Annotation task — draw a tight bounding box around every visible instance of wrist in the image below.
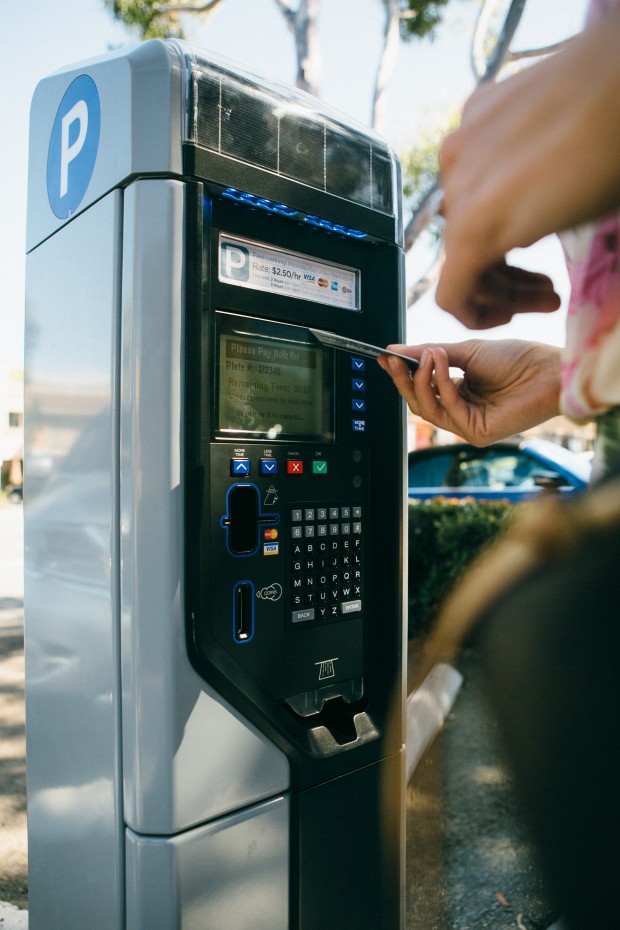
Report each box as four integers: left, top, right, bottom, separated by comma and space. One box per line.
535, 344, 562, 422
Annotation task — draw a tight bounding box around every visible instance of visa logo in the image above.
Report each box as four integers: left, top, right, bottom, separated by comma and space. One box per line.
304, 273, 316, 282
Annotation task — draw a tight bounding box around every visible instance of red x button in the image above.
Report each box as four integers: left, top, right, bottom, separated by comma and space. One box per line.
287, 460, 304, 475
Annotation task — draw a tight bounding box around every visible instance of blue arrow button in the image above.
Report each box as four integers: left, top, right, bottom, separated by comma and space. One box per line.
230, 458, 251, 476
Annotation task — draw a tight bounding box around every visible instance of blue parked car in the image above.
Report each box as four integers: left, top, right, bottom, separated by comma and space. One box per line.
408, 439, 591, 502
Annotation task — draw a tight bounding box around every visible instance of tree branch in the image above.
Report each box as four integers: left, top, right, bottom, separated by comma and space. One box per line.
271, 0, 295, 29
471, 0, 496, 82
404, 182, 443, 253
478, 0, 527, 83
507, 38, 571, 61
407, 242, 444, 305
154, 0, 223, 13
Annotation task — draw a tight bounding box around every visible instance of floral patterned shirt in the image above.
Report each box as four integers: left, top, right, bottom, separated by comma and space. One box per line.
560, 0, 620, 427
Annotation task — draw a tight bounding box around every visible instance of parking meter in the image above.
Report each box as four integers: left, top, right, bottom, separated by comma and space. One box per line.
25, 41, 406, 930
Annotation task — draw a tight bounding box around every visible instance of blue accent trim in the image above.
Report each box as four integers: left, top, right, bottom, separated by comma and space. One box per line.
304, 214, 368, 238
220, 187, 370, 239
223, 187, 298, 216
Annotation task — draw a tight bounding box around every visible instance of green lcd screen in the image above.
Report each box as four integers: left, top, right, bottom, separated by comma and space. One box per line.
217, 326, 334, 442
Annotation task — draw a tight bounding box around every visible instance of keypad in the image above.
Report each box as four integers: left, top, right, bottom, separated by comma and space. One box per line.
289, 502, 363, 626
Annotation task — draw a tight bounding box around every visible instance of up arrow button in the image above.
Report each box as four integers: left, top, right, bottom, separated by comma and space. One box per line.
230, 458, 251, 476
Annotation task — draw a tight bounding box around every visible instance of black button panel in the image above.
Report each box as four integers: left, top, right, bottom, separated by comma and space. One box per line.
289, 502, 363, 627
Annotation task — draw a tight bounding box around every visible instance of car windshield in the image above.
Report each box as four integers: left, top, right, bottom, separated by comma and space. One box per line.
409, 448, 557, 491
524, 438, 591, 484
453, 452, 540, 489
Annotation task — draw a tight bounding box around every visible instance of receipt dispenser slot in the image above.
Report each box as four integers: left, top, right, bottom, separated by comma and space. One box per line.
234, 582, 254, 641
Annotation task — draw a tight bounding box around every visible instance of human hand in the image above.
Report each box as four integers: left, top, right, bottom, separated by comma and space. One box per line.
436, 5, 620, 327
435, 258, 561, 330
378, 339, 561, 445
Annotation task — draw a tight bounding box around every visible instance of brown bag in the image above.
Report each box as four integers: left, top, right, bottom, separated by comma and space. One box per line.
418, 473, 620, 930
416, 473, 620, 681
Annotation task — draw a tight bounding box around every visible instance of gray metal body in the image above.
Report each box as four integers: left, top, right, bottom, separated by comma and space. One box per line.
25, 40, 405, 930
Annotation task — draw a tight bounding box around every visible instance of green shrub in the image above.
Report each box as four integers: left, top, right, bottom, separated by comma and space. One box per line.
408, 497, 515, 636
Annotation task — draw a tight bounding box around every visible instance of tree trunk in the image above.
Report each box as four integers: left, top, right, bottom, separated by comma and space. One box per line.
274, 0, 321, 94
296, 0, 321, 94
371, 0, 401, 132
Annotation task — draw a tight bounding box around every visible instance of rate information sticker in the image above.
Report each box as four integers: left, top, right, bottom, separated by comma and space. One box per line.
218, 233, 360, 310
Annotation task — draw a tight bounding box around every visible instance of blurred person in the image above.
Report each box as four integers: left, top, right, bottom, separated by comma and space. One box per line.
379, 3, 620, 928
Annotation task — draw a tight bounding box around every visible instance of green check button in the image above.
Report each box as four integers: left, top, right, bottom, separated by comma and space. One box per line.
312, 460, 328, 475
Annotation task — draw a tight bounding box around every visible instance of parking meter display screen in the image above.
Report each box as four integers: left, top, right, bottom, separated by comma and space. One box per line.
217, 329, 333, 441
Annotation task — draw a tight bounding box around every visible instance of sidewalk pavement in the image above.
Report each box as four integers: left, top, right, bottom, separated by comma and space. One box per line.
406, 648, 559, 930
0, 504, 27, 927
0, 900, 28, 929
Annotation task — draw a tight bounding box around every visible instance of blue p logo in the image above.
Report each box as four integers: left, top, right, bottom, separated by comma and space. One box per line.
47, 74, 101, 219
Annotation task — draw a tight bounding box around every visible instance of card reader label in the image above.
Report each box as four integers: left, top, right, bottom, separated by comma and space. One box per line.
219, 234, 360, 310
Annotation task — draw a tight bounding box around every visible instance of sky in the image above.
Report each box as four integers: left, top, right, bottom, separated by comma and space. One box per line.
0, 0, 587, 370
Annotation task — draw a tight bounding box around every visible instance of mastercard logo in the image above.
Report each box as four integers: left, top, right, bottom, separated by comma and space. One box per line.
317, 277, 329, 288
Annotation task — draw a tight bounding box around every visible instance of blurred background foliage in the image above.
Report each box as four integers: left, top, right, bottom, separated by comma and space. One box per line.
408, 497, 515, 634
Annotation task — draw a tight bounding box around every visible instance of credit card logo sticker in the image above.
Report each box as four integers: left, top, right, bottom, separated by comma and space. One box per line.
47, 74, 101, 219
